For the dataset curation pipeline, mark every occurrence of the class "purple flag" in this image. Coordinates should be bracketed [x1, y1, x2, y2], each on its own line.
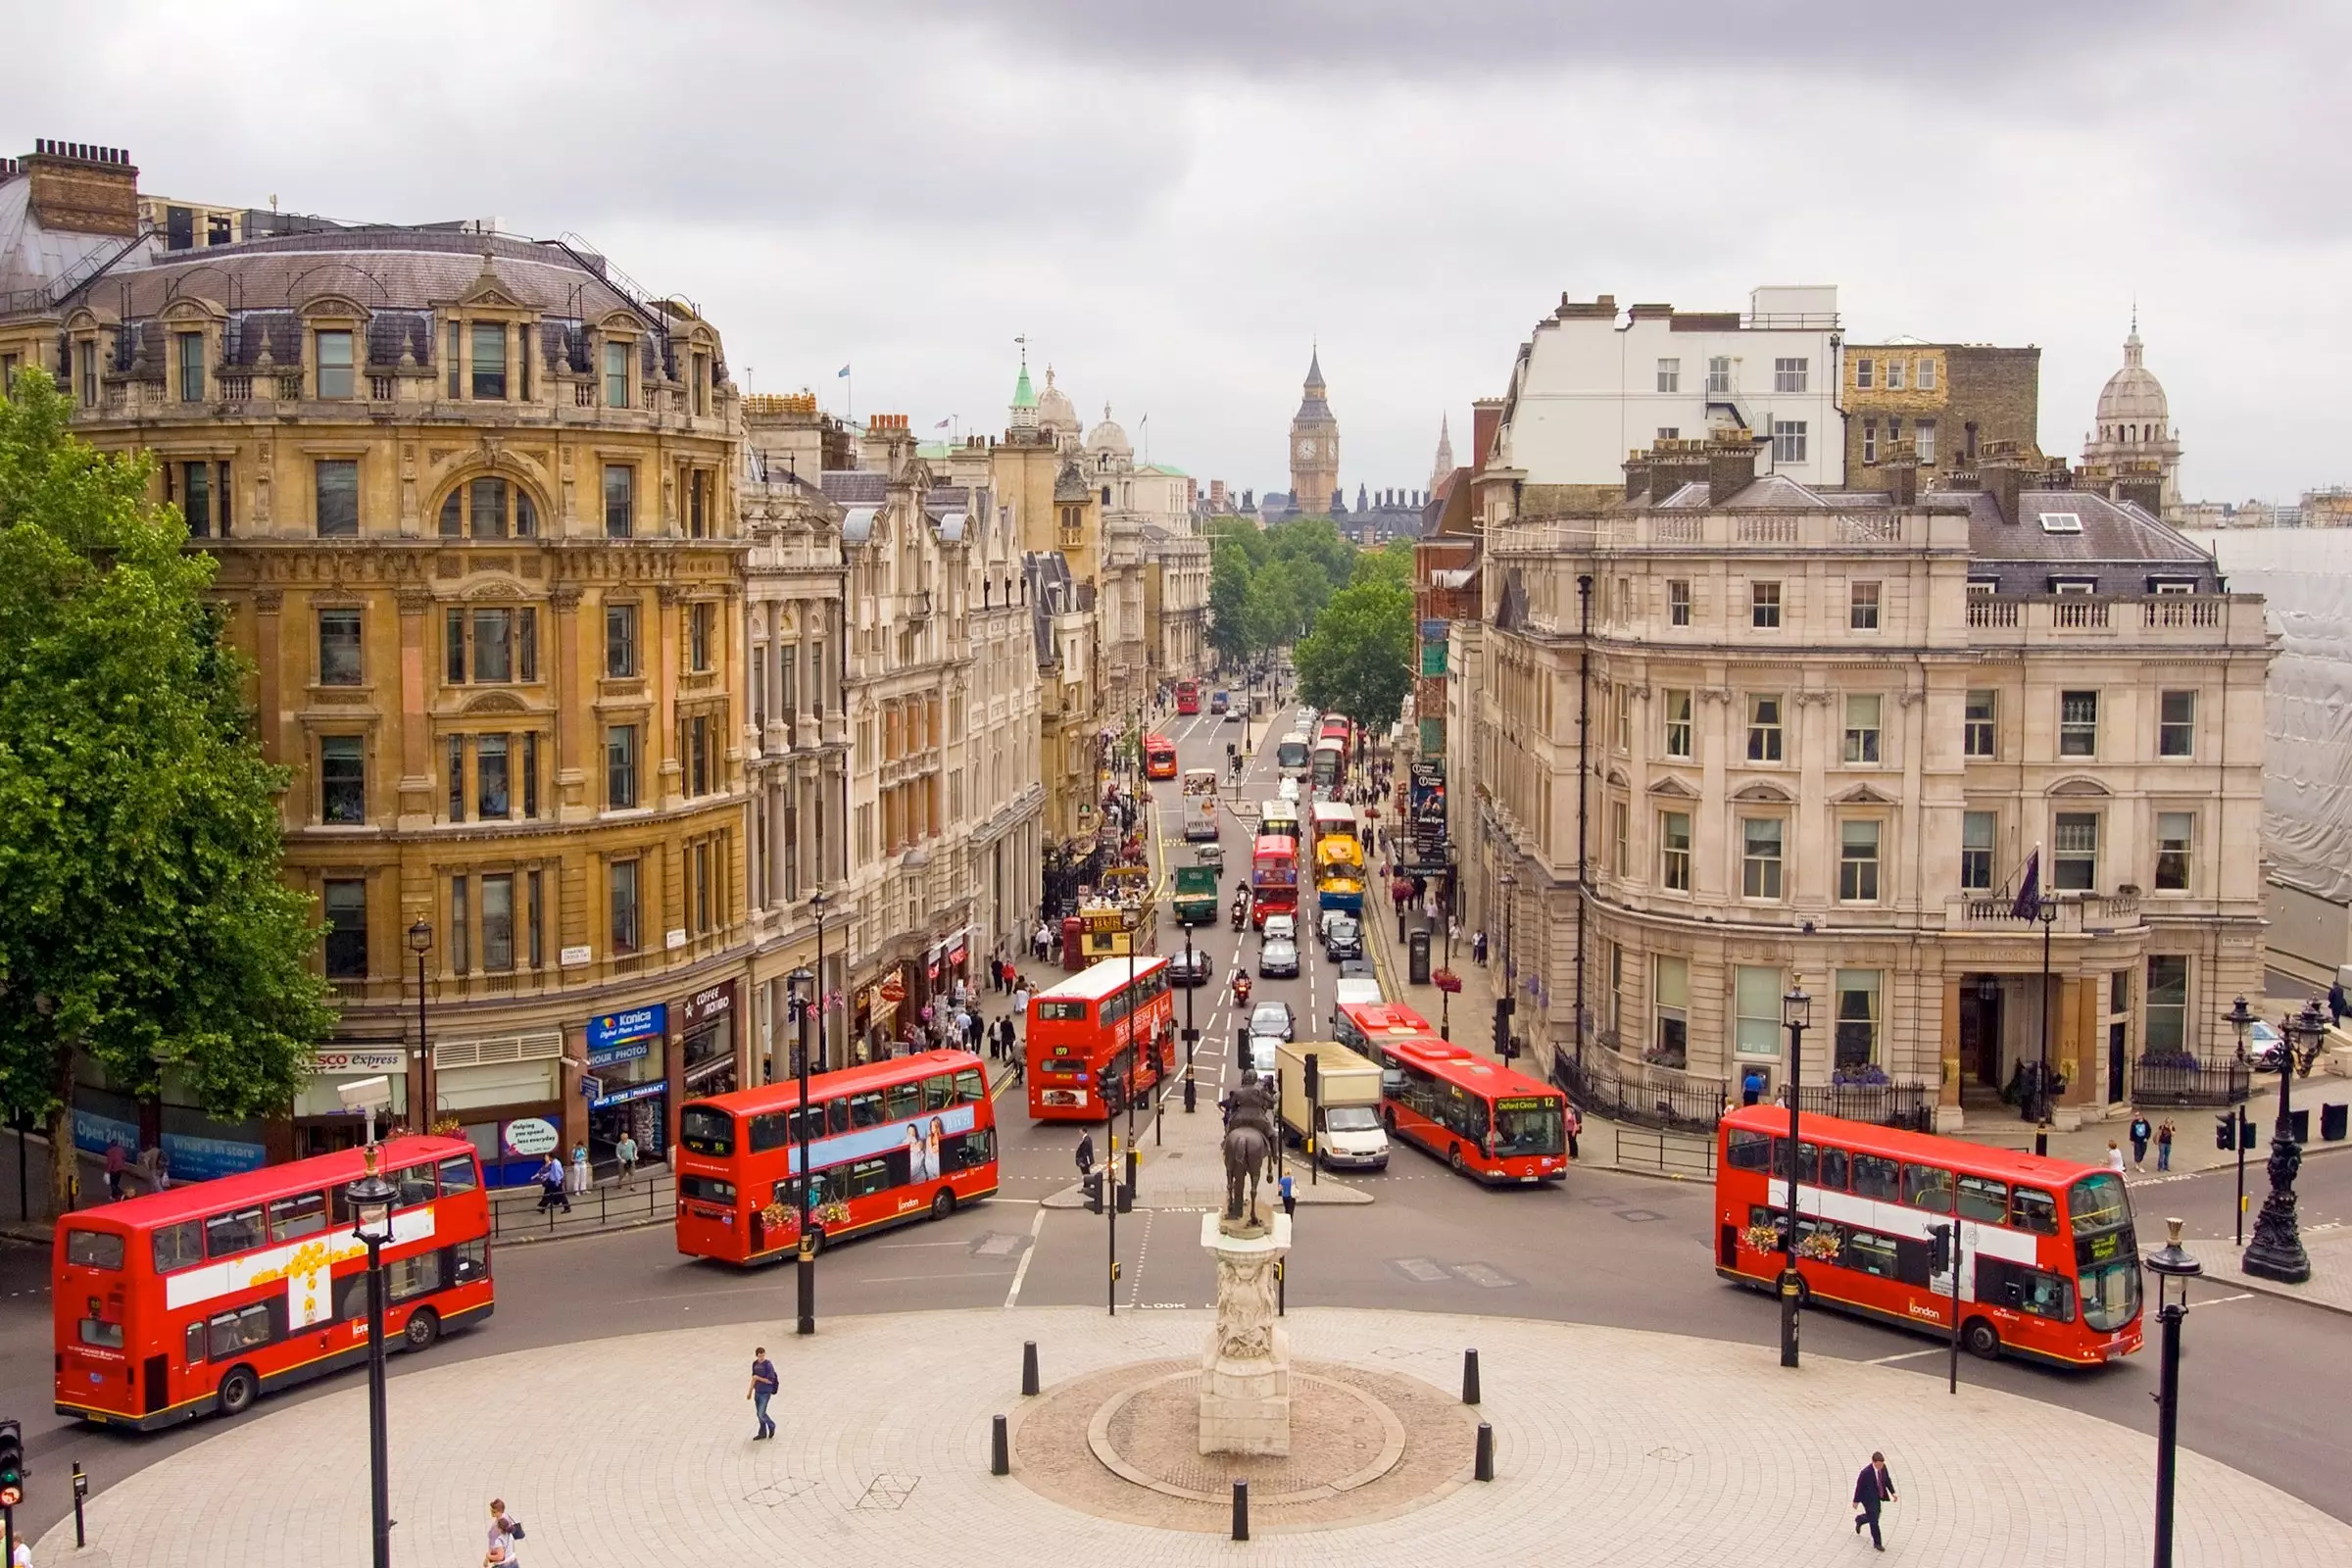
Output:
[2011, 847, 2041, 919]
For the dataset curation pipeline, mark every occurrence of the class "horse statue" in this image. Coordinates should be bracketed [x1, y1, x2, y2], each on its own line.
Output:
[1220, 1069, 1281, 1232]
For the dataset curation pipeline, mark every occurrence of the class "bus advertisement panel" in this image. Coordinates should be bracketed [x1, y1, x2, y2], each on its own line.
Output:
[1143, 734, 1178, 780]
[676, 1051, 999, 1262]
[54, 1135, 492, 1429]
[1175, 680, 1201, 714]
[1250, 834, 1299, 927]
[1026, 956, 1177, 1122]
[1363, 1032, 1569, 1184]
[1182, 767, 1220, 842]
[1713, 1105, 2142, 1367]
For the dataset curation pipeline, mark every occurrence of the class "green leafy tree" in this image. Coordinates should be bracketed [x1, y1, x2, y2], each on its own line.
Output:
[0, 369, 334, 1208]
[1209, 551, 1253, 664]
[1350, 541, 1413, 592]
[1294, 579, 1416, 737]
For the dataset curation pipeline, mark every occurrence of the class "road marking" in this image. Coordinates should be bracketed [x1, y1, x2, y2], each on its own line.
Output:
[2195, 1292, 2255, 1305]
[1003, 1201, 1048, 1308]
[860, 1271, 1010, 1285]
[1865, 1348, 1945, 1365]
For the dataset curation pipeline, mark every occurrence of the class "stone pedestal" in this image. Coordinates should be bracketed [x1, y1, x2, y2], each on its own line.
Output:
[1199, 1211, 1293, 1456]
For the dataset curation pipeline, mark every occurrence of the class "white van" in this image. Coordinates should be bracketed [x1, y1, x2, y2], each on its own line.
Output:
[1333, 977, 1383, 1011]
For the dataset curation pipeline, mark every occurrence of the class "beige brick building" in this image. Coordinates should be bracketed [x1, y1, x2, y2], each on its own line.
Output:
[1463, 436, 2270, 1128]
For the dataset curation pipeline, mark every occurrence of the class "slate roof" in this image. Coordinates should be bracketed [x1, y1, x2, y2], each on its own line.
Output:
[98, 227, 641, 320]
[819, 470, 886, 506]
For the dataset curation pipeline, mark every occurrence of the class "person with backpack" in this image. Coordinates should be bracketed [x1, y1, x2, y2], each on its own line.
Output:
[2128, 1112, 2153, 1170]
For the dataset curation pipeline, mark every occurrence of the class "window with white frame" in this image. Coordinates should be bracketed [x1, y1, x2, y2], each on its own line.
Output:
[1750, 581, 1782, 628]
[1774, 358, 1808, 393]
[1662, 689, 1693, 759]
[1961, 810, 1996, 892]
[1653, 955, 1689, 1066]
[1838, 818, 1882, 902]
[1656, 358, 1680, 393]
[1915, 419, 1936, 464]
[2158, 690, 2194, 758]
[1885, 358, 1906, 391]
[1834, 970, 1881, 1068]
[1741, 817, 1785, 900]
[1706, 356, 1731, 394]
[2059, 690, 2099, 757]
[1614, 684, 1632, 752]
[1854, 358, 1875, 390]
[1659, 811, 1691, 892]
[1668, 579, 1691, 626]
[2054, 810, 2099, 891]
[1964, 690, 1997, 759]
[1735, 966, 1784, 1057]
[1610, 800, 1629, 877]
[1862, 419, 1878, 464]
[2145, 956, 2188, 1053]
[1917, 356, 1937, 390]
[1606, 942, 1625, 1041]
[1772, 420, 1807, 463]
[1843, 694, 1883, 763]
[1850, 580, 1881, 630]
[2155, 810, 2193, 892]
[1745, 694, 1784, 762]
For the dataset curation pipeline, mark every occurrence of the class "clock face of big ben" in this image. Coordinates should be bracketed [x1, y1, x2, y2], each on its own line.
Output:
[1297, 437, 1315, 459]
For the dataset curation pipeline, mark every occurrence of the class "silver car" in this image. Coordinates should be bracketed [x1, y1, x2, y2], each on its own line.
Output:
[1259, 939, 1299, 978]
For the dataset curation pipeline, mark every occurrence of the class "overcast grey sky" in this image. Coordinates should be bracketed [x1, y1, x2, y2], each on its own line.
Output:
[16, 0, 2343, 502]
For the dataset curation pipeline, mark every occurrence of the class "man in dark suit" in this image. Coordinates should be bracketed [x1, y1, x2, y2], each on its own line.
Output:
[1853, 1450, 1897, 1550]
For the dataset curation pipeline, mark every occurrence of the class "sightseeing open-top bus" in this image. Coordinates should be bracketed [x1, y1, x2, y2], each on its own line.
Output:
[1314, 834, 1366, 913]
[1026, 955, 1177, 1121]
[1275, 730, 1312, 777]
[1362, 1030, 1569, 1184]
[1143, 733, 1179, 780]
[1250, 834, 1299, 928]
[675, 1050, 999, 1262]
[1713, 1104, 2142, 1367]
[1175, 679, 1201, 715]
[54, 1135, 492, 1429]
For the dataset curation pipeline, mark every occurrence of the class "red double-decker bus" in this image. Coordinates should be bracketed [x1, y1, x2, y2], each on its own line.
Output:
[1143, 733, 1179, 780]
[675, 1050, 999, 1262]
[1027, 956, 1176, 1121]
[1713, 1104, 2142, 1368]
[1175, 680, 1201, 715]
[1250, 834, 1298, 929]
[54, 1135, 492, 1429]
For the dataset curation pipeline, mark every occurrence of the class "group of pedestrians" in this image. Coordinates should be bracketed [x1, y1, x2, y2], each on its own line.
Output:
[533, 1132, 639, 1214]
[2117, 1112, 2178, 1172]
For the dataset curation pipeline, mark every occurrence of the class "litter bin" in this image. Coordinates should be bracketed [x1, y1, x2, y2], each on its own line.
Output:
[2288, 1108, 2310, 1145]
[2322, 1102, 2348, 1143]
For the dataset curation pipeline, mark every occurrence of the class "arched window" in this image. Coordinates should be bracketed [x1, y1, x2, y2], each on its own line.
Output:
[439, 475, 540, 540]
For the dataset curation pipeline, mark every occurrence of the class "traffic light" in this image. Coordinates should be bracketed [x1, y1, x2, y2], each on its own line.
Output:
[2215, 1114, 2234, 1152]
[0, 1415, 24, 1507]
[1492, 1000, 1510, 1060]
[1927, 1223, 1953, 1277]
[1082, 1169, 1104, 1214]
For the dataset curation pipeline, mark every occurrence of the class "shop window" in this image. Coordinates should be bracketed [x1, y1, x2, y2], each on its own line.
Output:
[323, 878, 368, 978]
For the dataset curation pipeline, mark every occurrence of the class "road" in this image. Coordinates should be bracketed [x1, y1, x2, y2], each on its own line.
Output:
[3, 690, 2350, 1541]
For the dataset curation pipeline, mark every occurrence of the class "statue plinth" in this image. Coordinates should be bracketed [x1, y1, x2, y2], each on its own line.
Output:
[1199, 1210, 1293, 1456]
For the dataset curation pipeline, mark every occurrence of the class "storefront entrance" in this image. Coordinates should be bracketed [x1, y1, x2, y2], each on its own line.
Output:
[1959, 979, 2005, 1089]
[586, 1004, 668, 1165]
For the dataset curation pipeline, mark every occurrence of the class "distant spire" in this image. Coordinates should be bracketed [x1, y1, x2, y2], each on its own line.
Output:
[1305, 343, 1324, 390]
[1431, 412, 1456, 490]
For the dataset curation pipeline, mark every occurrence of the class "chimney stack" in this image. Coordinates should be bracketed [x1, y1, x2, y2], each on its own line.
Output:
[1881, 440, 1918, 507]
[23, 138, 139, 236]
[1979, 439, 2026, 524]
[2111, 459, 2163, 516]
[1707, 431, 1758, 505]
[1471, 398, 1504, 471]
[1648, 437, 1710, 503]
[1623, 450, 1651, 502]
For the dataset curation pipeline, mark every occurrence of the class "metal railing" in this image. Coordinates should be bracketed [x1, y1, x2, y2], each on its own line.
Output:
[1791, 1082, 1936, 1131]
[1613, 1125, 1717, 1180]
[1558, 1054, 1727, 1133]
[2131, 1058, 2252, 1107]
[490, 1165, 672, 1240]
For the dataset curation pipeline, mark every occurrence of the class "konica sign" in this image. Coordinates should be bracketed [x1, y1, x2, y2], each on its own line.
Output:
[587, 1004, 666, 1061]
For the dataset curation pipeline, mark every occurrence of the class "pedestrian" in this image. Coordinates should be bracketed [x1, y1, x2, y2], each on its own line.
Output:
[569, 1140, 591, 1196]
[536, 1152, 571, 1213]
[1851, 1450, 1896, 1551]
[2128, 1112, 2152, 1170]
[1013, 983, 1030, 1022]
[1741, 1067, 1765, 1107]
[616, 1130, 639, 1188]
[1564, 1101, 1583, 1161]
[2157, 1117, 2176, 1171]
[1279, 1170, 1296, 1216]
[2332, 980, 2348, 1026]
[484, 1498, 524, 1566]
[748, 1345, 780, 1440]
[1076, 1130, 1096, 1177]
[2105, 1139, 2127, 1175]
[104, 1138, 127, 1201]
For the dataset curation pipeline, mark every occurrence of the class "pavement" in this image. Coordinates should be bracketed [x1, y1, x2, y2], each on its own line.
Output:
[2180, 1222, 2352, 1317]
[49, 1304, 2352, 1567]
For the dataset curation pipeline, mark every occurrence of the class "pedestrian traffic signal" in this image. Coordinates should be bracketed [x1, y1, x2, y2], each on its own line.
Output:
[1927, 1223, 1953, 1276]
[1082, 1169, 1104, 1214]
[2215, 1115, 2233, 1151]
[0, 1415, 24, 1507]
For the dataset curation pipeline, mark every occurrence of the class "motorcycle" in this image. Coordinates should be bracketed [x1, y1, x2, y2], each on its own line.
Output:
[1232, 974, 1253, 1007]
[1230, 902, 1248, 932]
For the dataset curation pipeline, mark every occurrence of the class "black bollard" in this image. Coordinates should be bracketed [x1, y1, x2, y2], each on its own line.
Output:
[1184, 1073, 1197, 1114]
[1232, 1479, 1250, 1541]
[1475, 1421, 1494, 1482]
[1462, 1348, 1482, 1405]
[1021, 1340, 1040, 1396]
[992, 1413, 1009, 1476]
[1127, 1145, 1141, 1199]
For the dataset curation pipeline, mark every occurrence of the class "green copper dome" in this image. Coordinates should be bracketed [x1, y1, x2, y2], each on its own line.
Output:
[1011, 361, 1037, 409]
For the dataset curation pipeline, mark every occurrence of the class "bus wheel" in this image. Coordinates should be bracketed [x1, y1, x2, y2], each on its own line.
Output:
[931, 1189, 956, 1221]
[1448, 1145, 1465, 1173]
[1962, 1317, 2002, 1359]
[402, 1307, 441, 1351]
[217, 1365, 261, 1417]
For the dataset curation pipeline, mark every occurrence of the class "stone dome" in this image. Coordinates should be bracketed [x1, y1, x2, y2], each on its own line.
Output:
[1085, 402, 1131, 457]
[2095, 326, 2169, 437]
[1036, 366, 1078, 437]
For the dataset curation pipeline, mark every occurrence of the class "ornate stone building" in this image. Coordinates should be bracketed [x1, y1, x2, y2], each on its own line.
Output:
[1463, 433, 2269, 1130]
[3, 142, 754, 1169]
[1287, 349, 1339, 518]
[2079, 317, 2184, 521]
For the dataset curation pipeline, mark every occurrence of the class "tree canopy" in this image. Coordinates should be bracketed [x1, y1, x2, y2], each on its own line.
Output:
[1294, 578, 1416, 737]
[0, 369, 334, 1205]
[1204, 514, 1373, 666]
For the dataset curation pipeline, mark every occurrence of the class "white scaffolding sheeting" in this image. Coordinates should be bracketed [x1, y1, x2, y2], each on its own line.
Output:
[2184, 528, 2352, 902]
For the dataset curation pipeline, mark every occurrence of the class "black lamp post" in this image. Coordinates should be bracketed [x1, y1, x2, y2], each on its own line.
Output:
[2226, 995, 2254, 1247]
[1494, 871, 1517, 1060]
[797, 886, 830, 1335]
[407, 920, 432, 1131]
[2242, 998, 2328, 1283]
[1780, 985, 1811, 1370]
[2032, 892, 2061, 1155]
[343, 1146, 398, 1568]
[2145, 1216, 2203, 1568]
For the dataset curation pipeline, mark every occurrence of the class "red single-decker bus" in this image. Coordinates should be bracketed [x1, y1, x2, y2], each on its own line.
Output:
[1368, 1033, 1569, 1183]
[1713, 1104, 2142, 1367]
[1027, 956, 1176, 1121]
[1144, 733, 1179, 780]
[54, 1135, 492, 1429]
[676, 1050, 999, 1261]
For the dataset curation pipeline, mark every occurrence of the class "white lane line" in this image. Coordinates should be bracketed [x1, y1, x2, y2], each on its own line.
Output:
[864, 1271, 1009, 1286]
[1004, 1201, 1049, 1308]
[1865, 1348, 1945, 1365]
[2195, 1292, 2255, 1305]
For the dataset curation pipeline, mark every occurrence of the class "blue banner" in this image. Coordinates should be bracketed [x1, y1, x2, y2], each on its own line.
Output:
[585, 1039, 653, 1069]
[161, 1131, 267, 1182]
[73, 1107, 140, 1160]
[587, 1004, 666, 1054]
[588, 1080, 667, 1111]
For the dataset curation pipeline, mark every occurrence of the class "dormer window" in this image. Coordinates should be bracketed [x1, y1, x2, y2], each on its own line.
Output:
[2052, 579, 2096, 596]
[2152, 579, 2195, 596]
[605, 341, 630, 408]
[470, 323, 507, 400]
[316, 329, 354, 399]
[2038, 511, 2082, 534]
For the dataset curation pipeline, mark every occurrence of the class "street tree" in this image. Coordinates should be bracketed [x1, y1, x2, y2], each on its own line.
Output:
[1295, 579, 1415, 737]
[0, 370, 335, 1209]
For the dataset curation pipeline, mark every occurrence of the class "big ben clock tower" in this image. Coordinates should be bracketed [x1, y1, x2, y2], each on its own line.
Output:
[1288, 347, 1340, 516]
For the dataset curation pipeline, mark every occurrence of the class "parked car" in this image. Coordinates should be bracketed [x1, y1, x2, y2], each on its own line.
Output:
[1250, 1002, 1298, 1041]
[1169, 948, 1214, 987]
[1259, 938, 1299, 978]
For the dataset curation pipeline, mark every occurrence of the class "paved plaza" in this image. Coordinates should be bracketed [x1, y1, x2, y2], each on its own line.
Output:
[49, 1305, 2352, 1566]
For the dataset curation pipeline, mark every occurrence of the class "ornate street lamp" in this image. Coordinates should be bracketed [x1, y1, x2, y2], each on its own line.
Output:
[2242, 999, 2328, 1283]
[1779, 986, 1811, 1370]
[343, 1147, 398, 1568]
[2226, 996, 2255, 1246]
[2145, 1217, 2204, 1568]
[407, 920, 432, 1130]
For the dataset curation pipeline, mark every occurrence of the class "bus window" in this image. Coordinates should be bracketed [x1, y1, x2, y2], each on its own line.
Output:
[1956, 1175, 2009, 1224]
[389, 1252, 443, 1302]
[268, 1192, 327, 1243]
[956, 1068, 985, 1103]
[1852, 1154, 1900, 1201]
[1039, 1001, 1088, 1021]
[1843, 1229, 1902, 1280]
[454, 1237, 490, 1285]
[922, 1073, 956, 1111]
[2067, 1173, 2130, 1235]
[678, 1175, 738, 1206]
[393, 1164, 437, 1208]
[848, 1091, 884, 1128]
[884, 1081, 921, 1123]
[2011, 1185, 2059, 1235]
[205, 1206, 266, 1259]
[1812, 1147, 1849, 1191]
[154, 1221, 203, 1273]
[944, 1126, 995, 1170]
[2081, 1252, 2141, 1332]
[1901, 1164, 1954, 1211]
[748, 1112, 790, 1153]
[681, 1103, 737, 1156]
[1981, 1257, 2076, 1322]
[846, 1157, 893, 1200]
[208, 1302, 274, 1359]
[65, 1229, 123, 1270]
[438, 1155, 479, 1193]
[184, 1321, 207, 1365]
[827, 1100, 850, 1135]
[76, 1315, 124, 1349]
[1726, 1130, 1773, 1171]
